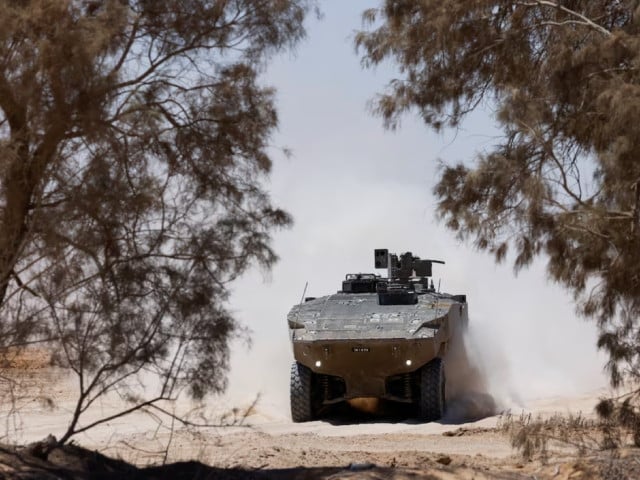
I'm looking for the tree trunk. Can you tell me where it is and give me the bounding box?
[0,124,64,307]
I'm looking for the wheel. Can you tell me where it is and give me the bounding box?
[290,362,314,422]
[419,357,445,422]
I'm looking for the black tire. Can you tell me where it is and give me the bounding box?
[419,357,446,422]
[290,362,314,422]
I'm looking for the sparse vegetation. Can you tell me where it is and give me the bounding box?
[499,410,640,479]
[499,412,623,460]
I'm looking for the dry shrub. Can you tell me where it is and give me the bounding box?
[499,412,624,461]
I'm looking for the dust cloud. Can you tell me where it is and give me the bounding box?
[221,306,605,425]
[222,266,605,424]
[221,317,519,424]
[444,319,515,423]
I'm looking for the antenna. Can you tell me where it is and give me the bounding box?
[299,281,308,304]
[437,279,441,293]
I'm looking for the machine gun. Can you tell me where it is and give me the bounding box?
[373,249,445,305]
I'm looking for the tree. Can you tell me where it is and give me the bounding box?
[357,1,640,442]
[0,0,313,444]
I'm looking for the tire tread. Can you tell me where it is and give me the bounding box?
[419,357,445,422]
[290,362,314,422]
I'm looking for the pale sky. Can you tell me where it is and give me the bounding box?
[224,1,608,414]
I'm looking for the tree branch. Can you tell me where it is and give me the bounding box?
[517,1,612,37]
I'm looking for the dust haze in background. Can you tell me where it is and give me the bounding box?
[212,2,608,422]
[220,282,606,423]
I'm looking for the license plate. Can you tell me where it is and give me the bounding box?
[352,347,370,353]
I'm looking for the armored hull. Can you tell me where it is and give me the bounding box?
[288,250,468,422]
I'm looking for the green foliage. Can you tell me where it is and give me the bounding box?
[0,0,313,442]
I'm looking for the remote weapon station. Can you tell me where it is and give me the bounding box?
[288,249,468,422]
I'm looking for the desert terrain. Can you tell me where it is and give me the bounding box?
[0,348,636,479]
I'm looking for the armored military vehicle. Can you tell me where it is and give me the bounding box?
[288,249,468,422]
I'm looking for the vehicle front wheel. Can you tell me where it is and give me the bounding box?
[290,362,314,422]
[419,357,445,422]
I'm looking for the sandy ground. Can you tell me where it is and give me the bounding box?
[0,349,635,479]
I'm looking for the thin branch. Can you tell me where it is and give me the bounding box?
[517,1,612,36]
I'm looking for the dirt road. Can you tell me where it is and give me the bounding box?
[0,351,635,479]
